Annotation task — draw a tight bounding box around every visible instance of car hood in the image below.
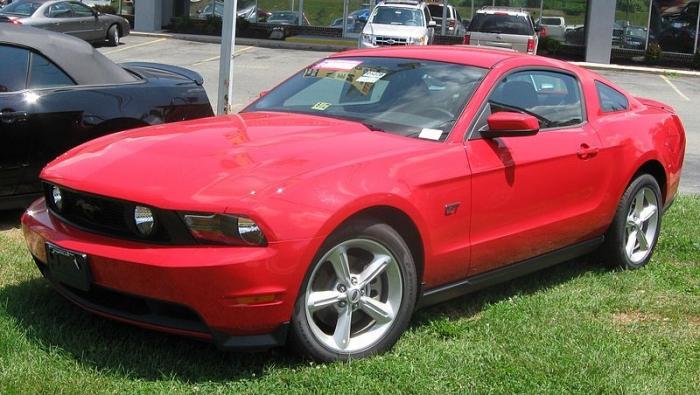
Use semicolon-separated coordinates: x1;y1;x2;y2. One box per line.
363;23;427;37
41;112;424;212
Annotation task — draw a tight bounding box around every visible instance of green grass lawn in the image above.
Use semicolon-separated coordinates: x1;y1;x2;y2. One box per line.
1;196;698;393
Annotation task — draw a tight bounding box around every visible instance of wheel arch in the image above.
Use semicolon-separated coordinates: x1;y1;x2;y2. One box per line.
632;159;667;204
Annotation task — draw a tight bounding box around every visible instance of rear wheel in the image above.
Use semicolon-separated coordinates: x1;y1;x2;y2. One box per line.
601;174;662;270
290;219;417;361
107;25;120;47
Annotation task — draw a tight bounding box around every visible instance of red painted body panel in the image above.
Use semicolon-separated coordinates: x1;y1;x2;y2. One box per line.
22;47;686;342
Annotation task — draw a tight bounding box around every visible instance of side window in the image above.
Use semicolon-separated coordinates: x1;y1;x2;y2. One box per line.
595;81;629;112
0;45;30;92
46;3;73;18
488;70;584;129
68;2;95;17
28;53;75;89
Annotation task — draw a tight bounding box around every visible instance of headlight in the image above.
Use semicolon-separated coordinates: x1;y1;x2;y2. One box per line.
134;206;156;236
183;213;267;246
51;186;63;211
361;33;373;44
418;35;428;45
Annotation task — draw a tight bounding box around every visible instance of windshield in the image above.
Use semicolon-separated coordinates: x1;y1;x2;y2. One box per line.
370;7;424;27
625;27;646;38
469;14;533;35
0;1;42;16
270;12;297;21
245;57;486;142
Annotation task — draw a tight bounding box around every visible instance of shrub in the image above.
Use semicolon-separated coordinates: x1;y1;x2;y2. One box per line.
645;42;663;65
540;36;562;55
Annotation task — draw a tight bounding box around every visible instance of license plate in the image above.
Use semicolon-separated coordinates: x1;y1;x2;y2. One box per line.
45;243;91;292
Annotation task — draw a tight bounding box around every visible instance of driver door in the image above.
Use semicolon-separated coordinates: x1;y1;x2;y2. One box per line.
465;69;608;276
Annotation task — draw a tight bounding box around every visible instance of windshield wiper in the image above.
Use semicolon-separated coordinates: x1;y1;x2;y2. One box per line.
360;121;388;133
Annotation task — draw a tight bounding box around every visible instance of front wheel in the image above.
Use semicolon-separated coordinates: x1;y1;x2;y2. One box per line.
601;174;662;270
107;25;120;47
290;219;417;361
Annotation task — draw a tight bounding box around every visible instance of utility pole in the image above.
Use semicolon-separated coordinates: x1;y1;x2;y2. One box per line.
216;0;239;115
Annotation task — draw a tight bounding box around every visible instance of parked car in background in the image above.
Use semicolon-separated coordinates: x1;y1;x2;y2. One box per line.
465;7;539;54
426;2;465;36
0;0;130;46
536;16;566;41
266;10;309;25
612;20;626;47
0;24;213;209
359;0;437;48
565;24;585;45
194;0;264;22
22;45;685;362
622;25;648;49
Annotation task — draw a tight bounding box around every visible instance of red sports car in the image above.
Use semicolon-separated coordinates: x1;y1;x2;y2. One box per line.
22;46;686;361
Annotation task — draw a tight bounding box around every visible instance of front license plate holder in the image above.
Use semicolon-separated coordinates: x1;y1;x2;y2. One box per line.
45;242;91;292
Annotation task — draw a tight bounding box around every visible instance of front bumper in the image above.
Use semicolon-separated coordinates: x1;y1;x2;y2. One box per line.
22;198;316;350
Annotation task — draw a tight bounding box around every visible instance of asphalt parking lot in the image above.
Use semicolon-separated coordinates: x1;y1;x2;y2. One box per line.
98;36;700;194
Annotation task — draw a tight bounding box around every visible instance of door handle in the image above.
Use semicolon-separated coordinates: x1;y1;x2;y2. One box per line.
0;111;29;123
577;143;599;160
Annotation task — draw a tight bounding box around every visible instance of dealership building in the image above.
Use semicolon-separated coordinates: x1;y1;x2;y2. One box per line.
128;1;700;64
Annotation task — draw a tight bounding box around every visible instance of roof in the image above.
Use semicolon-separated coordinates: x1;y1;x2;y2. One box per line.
0;24;136;85
476;6;531;16
333;45;525;69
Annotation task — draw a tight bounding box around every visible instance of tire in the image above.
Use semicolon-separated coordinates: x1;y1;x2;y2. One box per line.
601;174;662;270
107;25;120;47
289;218;417;361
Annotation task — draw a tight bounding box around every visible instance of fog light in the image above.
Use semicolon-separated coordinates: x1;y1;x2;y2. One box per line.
51;186;63;211
134;206;155;236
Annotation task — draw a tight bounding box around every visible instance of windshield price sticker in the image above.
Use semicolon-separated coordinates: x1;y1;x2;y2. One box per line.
312;59;363;71
357;71;386;83
418;128;443;141
311;102;332;111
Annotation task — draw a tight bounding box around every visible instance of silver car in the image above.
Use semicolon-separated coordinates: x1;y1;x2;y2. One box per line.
465;7;539;54
0;0;130;46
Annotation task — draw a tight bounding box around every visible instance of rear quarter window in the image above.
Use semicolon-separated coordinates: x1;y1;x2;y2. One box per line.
595;81;629;112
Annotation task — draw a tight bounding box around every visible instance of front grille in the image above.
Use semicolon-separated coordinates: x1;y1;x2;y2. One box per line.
374;36;409;46
43;183;193;244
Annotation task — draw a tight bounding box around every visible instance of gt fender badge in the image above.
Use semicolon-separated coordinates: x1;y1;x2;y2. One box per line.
444;202;460;216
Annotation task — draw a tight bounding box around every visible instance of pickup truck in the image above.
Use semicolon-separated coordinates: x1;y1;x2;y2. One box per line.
537;16;566;42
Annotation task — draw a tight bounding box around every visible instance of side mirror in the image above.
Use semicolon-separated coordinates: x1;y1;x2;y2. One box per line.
483;112;539;138
428;20;437;28
534;25;542;33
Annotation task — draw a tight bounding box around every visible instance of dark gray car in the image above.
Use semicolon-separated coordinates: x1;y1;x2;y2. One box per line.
0;0;129;46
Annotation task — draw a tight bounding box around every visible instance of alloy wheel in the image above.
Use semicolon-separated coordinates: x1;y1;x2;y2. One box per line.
624;186;659;264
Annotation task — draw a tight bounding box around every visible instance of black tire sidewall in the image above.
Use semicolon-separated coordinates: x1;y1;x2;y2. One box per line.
108;25;119;46
605;174;662;270
290;218;417;361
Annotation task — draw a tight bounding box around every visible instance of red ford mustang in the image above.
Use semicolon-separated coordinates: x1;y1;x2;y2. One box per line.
22;46;686;361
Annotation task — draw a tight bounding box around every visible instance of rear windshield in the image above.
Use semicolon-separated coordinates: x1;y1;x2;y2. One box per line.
541;17;562;25
0;1;42;16
427;5;450;18
270;12;298;21
469;13;533;35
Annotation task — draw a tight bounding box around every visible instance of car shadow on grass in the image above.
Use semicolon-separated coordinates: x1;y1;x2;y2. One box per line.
0;209;22;231
1;256;608;382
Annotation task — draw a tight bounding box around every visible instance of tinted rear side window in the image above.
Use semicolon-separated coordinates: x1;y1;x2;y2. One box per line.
28;53;75;89
0;45;30;92
596;81;629;112
469;14;533;35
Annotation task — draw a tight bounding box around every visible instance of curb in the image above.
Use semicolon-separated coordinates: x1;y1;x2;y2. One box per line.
131;31;699;77
130;31;352;52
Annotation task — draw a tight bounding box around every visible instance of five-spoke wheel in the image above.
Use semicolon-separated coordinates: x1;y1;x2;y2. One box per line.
291;219;416;361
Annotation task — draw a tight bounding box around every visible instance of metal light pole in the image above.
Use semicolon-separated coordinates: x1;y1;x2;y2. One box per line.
298;0;304;25
441;0;447;36
217;0;239;115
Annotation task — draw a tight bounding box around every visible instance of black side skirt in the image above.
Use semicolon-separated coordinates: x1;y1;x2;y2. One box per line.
417;236;604;309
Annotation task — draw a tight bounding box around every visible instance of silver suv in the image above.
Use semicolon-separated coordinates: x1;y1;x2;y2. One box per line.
465;7;539;54
359;0;437;48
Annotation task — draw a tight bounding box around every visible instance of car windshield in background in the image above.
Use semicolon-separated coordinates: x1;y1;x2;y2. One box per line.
371;7;424;26
270;12;297;22
0;1;42;16
541;17;561;25
626;27;647;38
427;5;447;18
469;14;533;35
245;57;486;142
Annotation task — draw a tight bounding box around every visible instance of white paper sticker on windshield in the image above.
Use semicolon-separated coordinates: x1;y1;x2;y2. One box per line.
356;71;386;83
419;128;443;141
312;59;362;71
